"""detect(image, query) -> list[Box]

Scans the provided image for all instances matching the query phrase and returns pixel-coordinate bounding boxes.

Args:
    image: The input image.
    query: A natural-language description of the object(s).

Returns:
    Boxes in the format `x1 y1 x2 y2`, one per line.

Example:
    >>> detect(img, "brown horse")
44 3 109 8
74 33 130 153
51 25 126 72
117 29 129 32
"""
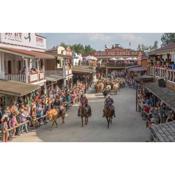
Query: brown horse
103 106 114 128
95 82 104 93
47 106 66 128
79 105 91 127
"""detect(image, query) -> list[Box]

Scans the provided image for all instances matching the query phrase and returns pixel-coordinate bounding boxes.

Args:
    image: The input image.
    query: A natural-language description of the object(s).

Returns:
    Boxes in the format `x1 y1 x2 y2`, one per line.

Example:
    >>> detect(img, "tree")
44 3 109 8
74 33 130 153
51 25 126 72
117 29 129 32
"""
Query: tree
161 33 175 46
152 41 158 50
137 44 141 51
60 42 68 48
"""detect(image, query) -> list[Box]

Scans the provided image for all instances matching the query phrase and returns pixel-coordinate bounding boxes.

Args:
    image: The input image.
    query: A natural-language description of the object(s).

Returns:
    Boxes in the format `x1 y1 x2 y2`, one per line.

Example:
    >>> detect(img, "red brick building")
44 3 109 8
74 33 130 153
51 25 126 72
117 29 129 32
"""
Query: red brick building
92 45 144 76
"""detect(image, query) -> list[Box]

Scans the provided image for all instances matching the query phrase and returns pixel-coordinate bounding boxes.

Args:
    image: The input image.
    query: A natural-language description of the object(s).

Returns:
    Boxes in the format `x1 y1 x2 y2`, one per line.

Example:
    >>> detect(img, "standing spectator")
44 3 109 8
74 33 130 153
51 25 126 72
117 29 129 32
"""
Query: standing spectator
2 116 9 142
19 109 28 133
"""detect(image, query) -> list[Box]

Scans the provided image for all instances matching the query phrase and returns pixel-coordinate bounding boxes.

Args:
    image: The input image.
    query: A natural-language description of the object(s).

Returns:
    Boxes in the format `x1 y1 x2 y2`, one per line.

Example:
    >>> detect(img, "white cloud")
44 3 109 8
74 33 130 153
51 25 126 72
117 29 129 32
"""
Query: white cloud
119 34 143 42
87 33 112 42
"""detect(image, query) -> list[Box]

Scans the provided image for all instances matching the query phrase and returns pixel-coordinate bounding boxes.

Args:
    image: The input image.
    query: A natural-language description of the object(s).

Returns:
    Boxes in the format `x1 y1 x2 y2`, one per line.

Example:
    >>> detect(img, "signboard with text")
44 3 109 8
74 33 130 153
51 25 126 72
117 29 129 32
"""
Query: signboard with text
0 33 46 50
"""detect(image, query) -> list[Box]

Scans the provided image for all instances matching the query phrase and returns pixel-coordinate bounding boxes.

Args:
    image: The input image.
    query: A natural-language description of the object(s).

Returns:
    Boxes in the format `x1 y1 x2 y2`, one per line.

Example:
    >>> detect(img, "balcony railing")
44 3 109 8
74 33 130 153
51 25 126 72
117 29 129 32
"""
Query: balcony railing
148 66 175 83
5 74 26 82
29 72 45 83
4 72 45 83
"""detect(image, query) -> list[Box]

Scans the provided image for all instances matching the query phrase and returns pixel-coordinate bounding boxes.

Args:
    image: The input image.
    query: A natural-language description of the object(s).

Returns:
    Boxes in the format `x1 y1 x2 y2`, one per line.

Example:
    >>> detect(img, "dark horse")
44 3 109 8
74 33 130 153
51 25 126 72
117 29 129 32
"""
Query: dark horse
79 105 91 127
103 89 110 97
103 106 114 128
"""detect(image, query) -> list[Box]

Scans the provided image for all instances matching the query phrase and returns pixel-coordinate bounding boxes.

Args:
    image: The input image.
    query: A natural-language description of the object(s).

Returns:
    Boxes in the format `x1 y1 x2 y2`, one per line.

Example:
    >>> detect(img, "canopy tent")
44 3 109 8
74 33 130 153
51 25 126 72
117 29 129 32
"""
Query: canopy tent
109 57 117 61
117 57 125 61
85 56 97 61
132 57 138 60
126 57 133 61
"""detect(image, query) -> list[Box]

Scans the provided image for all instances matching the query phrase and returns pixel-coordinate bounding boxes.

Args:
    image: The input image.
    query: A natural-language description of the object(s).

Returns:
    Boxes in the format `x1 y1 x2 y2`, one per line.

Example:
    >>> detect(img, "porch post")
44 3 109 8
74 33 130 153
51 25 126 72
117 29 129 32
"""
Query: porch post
25 58 29 83
37 59 40 81
0 52 5 79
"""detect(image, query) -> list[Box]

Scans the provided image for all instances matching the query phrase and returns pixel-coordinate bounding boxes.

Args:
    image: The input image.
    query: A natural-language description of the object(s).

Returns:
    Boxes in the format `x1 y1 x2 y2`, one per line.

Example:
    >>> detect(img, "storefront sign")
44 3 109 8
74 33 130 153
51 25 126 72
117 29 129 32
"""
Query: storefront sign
0 33 46 50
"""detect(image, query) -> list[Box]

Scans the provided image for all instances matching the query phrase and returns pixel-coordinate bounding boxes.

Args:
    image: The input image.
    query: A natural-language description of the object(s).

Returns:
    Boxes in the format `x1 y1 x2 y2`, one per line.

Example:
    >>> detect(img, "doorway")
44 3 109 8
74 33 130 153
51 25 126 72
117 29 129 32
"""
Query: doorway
7 60 12 74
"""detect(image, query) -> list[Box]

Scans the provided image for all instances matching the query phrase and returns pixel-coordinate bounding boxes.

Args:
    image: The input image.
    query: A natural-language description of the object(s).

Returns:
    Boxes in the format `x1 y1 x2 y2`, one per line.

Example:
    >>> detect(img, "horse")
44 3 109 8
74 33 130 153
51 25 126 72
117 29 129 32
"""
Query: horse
112 83 120 94
103 106 114 128
46 105 66 128
95 82 104 93
47 108 58 128
79 105 91 127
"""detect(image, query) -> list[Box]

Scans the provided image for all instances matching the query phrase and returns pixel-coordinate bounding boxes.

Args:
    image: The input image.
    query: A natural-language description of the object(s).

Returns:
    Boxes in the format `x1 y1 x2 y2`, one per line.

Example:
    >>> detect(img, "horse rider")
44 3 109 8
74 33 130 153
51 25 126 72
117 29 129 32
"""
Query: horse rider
78 94 91 116
104 95 116 118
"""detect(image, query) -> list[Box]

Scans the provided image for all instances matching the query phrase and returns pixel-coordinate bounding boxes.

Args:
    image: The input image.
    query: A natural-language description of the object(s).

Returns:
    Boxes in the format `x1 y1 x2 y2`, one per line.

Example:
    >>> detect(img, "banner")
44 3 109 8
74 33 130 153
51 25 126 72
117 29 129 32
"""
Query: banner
0 33 46 50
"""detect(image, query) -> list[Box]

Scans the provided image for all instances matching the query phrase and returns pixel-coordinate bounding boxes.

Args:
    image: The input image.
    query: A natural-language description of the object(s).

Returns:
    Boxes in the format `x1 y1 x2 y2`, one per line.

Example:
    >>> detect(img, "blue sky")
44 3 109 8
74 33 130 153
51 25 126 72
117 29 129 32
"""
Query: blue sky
42 33 162 50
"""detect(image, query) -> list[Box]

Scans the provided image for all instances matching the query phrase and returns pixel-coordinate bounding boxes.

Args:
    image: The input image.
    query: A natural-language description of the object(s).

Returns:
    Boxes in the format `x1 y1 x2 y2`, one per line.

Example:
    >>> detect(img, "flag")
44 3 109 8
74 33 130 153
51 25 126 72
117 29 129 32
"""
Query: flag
129 42 131 47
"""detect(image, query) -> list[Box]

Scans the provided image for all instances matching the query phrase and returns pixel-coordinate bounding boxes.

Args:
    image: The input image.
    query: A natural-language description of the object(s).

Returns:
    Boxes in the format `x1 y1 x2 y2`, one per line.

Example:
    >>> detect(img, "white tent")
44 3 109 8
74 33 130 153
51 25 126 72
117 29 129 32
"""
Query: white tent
117 57 124 60
126 57 133 60
85 56 97 61
132 57 138 60
109 57 117 61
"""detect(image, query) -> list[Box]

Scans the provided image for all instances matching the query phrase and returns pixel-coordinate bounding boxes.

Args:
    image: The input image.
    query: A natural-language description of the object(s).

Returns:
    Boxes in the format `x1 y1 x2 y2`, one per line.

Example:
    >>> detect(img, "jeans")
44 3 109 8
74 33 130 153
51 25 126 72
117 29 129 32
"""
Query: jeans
21 122 28 133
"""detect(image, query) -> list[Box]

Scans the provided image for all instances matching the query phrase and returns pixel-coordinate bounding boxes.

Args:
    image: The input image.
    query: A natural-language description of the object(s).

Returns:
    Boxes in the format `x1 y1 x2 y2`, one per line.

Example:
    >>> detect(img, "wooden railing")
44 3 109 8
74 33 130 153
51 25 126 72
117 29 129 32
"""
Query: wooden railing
5 74 26 82
148 66 175 83
4 72 45 83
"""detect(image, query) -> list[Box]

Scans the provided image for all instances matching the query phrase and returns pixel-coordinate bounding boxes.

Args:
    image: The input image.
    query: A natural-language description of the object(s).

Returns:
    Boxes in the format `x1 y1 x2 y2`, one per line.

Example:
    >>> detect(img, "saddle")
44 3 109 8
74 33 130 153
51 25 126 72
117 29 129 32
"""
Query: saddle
104 105 114 116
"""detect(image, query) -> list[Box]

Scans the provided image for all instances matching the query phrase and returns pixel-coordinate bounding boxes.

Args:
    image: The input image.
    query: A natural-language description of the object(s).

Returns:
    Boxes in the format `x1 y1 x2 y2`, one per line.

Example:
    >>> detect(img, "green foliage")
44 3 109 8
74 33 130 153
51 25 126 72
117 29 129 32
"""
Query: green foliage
54 42 95 55
137 41 158 51
161 33 175 46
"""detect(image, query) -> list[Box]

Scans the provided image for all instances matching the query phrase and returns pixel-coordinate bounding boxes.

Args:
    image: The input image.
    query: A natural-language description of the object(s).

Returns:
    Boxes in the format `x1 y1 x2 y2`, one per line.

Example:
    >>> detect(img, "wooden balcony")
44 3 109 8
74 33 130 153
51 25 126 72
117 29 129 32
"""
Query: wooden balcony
148 66 175 83
4 72 45 84
5 74 26 83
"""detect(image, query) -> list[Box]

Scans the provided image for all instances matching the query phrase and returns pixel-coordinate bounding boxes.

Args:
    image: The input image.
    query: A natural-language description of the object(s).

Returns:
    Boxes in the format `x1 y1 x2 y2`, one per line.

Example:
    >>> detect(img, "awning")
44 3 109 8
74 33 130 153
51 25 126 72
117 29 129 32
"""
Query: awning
72 66 94 74
134 75 154 83
128 66 146 72
144 82 175 111
0 47 55 59
46 75 64 82
0 80 40 96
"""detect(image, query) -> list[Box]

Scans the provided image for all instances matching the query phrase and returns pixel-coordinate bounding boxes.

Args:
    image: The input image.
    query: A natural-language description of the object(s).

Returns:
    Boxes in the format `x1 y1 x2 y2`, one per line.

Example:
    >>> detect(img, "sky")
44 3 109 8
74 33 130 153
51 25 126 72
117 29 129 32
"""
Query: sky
42 33 163 50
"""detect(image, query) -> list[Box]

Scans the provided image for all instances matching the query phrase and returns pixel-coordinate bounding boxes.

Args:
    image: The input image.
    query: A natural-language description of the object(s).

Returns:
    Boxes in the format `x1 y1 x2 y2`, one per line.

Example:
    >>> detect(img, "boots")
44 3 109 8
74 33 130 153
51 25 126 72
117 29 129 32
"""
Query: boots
78 107 81 117
113 109 116 118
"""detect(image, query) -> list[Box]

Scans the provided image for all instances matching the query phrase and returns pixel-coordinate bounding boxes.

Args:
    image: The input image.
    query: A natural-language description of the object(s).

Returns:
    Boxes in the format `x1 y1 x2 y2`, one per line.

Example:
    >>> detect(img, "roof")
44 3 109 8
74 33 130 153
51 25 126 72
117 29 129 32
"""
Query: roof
134 75 154 83
72 66 94 74
144 82 175 111
149 43 175 55
150 121 175 142
0 80 40 96
0 47 55 59
46 75 64 82
127 66 146 72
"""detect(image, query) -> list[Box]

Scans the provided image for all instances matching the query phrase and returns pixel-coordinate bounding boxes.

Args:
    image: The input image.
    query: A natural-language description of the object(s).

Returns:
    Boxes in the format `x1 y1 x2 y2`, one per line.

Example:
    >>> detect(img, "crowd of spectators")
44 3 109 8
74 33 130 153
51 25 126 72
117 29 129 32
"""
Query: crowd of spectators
151 61 175 70
0 81 87 142
137 88 175 127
